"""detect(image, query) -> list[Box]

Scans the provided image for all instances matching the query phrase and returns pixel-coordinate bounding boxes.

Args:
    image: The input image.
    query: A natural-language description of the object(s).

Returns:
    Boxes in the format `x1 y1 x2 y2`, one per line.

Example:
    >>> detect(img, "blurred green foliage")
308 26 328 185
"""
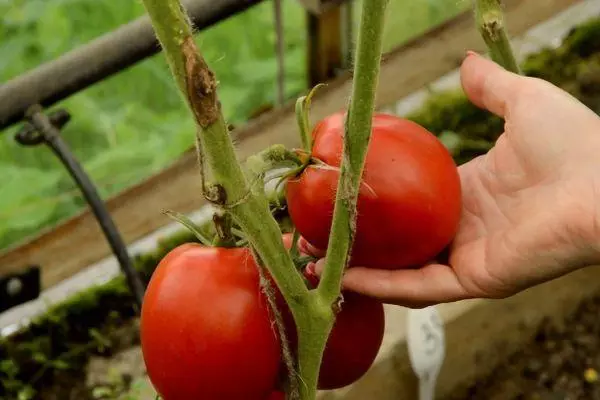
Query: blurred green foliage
0 0 465 250
2 7 599 400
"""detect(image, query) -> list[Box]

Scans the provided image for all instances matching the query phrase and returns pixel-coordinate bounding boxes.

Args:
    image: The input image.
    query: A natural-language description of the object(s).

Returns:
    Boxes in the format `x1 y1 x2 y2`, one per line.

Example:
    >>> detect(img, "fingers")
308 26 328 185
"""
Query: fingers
460 52 523 118
313 260 472 308
298 237 326 258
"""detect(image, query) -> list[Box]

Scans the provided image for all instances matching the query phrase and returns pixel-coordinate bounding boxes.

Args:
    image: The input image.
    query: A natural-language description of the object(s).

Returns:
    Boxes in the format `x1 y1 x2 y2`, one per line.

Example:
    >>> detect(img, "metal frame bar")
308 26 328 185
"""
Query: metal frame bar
0 0 264 130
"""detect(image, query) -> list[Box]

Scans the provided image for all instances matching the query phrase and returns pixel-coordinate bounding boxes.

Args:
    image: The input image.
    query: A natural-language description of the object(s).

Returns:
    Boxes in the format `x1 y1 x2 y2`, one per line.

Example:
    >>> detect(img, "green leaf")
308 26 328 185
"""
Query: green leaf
0 164 61 232
17 386 36 400
31 352 47 363
92 386 113 399
0 359 18 377
88 328 111 351
50 359 70 370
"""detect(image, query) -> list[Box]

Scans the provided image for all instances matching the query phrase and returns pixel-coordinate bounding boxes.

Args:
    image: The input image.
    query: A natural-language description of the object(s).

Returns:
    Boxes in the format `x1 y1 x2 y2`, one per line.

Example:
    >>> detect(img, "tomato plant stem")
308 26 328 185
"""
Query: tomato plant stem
140 0 310 331
141 0 389 398
294 293 334 399
474 0 520 74
317 0 389 305
295 84 325 153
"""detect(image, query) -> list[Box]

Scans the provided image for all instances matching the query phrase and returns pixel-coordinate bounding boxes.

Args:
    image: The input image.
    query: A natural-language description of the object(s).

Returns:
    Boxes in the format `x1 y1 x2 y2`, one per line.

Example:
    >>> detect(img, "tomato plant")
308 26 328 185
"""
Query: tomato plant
140 244 281 400
286 112 462 269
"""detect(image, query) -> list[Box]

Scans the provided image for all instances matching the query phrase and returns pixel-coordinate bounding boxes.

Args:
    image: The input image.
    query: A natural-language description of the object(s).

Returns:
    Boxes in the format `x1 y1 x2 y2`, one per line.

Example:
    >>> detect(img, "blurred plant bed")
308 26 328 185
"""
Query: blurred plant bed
407 16 600 166
1 15 599 400
447 293 600 400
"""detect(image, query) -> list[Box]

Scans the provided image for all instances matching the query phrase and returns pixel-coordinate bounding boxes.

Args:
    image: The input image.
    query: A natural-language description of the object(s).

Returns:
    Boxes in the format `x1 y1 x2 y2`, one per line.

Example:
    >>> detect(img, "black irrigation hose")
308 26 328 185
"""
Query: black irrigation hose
16 106 146 308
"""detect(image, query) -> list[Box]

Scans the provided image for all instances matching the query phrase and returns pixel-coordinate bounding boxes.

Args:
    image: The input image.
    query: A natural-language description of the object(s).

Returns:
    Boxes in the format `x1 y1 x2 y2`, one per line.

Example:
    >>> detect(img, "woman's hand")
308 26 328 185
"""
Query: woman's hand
309 52 600 308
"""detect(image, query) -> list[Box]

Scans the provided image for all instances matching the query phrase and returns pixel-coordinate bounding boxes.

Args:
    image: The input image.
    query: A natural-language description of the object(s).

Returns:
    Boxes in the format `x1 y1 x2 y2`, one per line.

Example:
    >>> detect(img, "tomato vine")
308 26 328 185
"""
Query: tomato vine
138 0 519 398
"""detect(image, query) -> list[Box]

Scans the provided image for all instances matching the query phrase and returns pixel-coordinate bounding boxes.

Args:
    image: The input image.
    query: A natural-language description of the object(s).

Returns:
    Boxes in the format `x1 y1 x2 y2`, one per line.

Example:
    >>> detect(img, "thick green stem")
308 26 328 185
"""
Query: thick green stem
293 294 334 399
162 209 212 246
140 0 309 328
295 84 325 153
474 0 520 74
317 0 389 304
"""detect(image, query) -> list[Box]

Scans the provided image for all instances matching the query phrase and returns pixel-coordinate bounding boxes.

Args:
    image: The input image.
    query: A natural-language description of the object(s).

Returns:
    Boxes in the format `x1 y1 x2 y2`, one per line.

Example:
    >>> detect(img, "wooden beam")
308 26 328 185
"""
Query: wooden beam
0 0 581 291
307 5 344 86
297 0 346 15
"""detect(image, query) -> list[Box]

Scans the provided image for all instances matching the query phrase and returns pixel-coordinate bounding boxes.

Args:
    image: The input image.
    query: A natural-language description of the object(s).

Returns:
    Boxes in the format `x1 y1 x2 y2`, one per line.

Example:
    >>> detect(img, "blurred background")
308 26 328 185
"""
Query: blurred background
0 0 467 252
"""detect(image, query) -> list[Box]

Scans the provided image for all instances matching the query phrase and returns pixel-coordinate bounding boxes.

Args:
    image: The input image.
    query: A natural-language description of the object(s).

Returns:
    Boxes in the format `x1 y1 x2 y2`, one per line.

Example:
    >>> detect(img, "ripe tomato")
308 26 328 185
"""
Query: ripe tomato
278 266 385 390
140 244 281 400
267 391 286 400
285 112 462 269
318 290 385 389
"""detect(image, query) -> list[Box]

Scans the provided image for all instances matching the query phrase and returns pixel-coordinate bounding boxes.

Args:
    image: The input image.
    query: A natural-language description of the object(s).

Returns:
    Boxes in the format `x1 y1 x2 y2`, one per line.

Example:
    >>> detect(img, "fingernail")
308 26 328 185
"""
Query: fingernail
465 50 479 58
305 262 317 277
303 262 319 287
313 259 326 276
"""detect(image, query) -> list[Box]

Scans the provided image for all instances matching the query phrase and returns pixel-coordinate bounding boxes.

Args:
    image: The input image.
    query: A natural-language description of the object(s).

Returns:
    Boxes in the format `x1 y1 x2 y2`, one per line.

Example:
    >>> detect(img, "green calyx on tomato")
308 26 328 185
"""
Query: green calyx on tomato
285 111 462 270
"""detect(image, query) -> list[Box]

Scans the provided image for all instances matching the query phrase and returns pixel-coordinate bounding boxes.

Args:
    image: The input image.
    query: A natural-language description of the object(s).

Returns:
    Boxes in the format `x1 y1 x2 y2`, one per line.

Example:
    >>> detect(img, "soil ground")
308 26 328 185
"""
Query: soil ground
448 294 600 400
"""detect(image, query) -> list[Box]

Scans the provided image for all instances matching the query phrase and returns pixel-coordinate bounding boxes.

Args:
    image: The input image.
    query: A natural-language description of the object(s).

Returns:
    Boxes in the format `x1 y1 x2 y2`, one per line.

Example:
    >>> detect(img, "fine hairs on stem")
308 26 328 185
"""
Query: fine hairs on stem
141 0 389 398
474 0 521 74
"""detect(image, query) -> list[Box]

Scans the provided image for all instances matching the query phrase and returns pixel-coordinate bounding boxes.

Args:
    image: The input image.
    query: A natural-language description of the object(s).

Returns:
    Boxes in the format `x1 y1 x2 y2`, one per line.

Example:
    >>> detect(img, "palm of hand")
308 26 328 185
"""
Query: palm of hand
450 83 600 298
313 58 600 307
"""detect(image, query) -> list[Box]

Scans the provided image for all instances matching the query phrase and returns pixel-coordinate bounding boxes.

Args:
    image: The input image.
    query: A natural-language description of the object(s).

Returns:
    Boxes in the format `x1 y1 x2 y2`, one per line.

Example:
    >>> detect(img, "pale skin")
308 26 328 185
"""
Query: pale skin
308 52 600 308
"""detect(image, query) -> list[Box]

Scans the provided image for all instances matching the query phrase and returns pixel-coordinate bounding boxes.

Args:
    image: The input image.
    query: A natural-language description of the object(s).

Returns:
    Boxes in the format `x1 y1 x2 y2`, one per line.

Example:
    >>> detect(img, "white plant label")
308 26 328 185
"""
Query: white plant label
407 306 446 400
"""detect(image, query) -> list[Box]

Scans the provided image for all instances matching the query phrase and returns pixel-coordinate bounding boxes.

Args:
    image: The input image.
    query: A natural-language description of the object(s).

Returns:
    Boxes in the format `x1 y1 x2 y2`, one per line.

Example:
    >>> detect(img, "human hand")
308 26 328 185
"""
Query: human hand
309 52 600 308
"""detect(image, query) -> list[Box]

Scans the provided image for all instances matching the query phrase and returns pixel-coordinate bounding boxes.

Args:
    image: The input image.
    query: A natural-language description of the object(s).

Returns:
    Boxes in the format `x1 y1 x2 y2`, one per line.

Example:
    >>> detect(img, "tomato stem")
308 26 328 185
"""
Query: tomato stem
162 210 212 246
473 0 521 74
293 297 334 399
295 84 326 153
316 0 389 305
249 246 301 399
211 211 237 247
140 0 312 373
290 229 301 260
141 0 389 398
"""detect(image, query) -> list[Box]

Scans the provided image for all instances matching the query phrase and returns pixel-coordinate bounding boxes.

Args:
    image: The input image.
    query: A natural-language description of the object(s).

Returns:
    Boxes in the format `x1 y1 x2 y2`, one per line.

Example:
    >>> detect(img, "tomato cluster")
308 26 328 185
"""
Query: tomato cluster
141 112 460 399
286 112 462 269
141 235 384 399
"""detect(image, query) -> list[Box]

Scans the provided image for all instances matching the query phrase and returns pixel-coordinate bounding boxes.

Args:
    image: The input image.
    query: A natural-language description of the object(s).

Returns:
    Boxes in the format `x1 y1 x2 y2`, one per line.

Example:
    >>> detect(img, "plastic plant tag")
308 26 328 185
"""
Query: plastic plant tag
407 306 446 400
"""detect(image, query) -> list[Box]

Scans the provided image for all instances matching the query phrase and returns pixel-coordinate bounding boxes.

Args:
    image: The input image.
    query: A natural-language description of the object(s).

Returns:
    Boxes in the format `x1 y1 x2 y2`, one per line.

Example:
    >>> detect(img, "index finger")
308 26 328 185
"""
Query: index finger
460 52 523 118
328 262 472 308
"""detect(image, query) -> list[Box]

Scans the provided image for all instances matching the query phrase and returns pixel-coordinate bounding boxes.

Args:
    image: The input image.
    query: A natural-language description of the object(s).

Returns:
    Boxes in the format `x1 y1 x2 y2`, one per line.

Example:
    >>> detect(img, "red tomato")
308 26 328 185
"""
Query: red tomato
318 290 385 389
285 112 462 269
140 245 281 400
279 267 385 390
267 391 286 400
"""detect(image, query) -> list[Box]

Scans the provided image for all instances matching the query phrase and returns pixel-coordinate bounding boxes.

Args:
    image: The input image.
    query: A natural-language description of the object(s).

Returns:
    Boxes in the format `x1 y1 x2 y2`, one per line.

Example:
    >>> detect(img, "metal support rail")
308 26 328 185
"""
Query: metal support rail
0 0 264 131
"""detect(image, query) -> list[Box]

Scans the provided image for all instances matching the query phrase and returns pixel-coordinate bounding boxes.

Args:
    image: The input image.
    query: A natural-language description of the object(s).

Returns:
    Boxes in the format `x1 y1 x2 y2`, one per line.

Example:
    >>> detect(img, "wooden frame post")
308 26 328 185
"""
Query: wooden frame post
306 3 344 86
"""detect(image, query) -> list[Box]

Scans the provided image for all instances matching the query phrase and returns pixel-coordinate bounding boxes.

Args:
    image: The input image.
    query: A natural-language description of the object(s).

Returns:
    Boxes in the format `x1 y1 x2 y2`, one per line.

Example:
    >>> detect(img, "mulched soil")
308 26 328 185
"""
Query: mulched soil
448 294 600 400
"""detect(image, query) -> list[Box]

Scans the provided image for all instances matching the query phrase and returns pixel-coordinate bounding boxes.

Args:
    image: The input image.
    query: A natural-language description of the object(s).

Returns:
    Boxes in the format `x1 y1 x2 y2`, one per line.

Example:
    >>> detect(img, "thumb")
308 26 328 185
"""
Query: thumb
460 51 523 118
